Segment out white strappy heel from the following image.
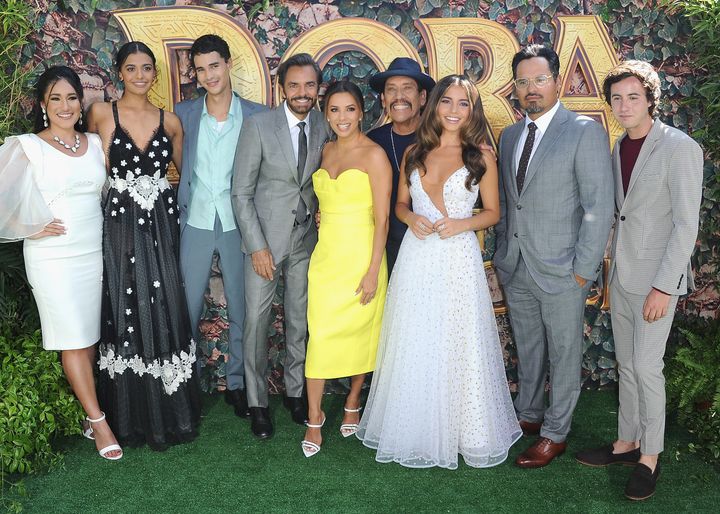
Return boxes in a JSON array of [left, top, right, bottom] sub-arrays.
[[81, 418, 95, 440], [87, 412, 123, 461], [340, 406, 362, 438], [301, 414, 326, 458]]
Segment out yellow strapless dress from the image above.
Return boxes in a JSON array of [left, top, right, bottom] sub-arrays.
[[305, 168, 388, 379]]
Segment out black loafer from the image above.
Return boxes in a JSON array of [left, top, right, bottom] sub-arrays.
[[575, 444, 641, 467], [249, 407, 273, 439], [625, 462, 660, 501], [224, 388, 250, 418], [283, 396, 309, 426]]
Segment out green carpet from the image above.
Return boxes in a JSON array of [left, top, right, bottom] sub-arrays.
[[10, 391, 720, 513]]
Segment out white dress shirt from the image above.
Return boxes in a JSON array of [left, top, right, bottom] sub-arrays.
[[283, 100, 310, 165], [514, 100, 561, 175]]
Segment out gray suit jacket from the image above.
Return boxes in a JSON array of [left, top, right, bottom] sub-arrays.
[[231, 104, 331, 259], [608, 119, 703, 296], [174, 93, 267, 232], [494, 103, 615, 294]]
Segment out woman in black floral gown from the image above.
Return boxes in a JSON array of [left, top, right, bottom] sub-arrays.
[[88, 41, 200, 450]]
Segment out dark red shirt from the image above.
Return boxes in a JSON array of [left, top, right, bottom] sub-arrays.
[[620, 134, 647, 195]]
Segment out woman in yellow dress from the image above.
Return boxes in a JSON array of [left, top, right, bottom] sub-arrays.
[[302, 81, 392, 457]]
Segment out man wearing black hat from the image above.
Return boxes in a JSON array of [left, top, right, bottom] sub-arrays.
[[367, 57, 435, 273]]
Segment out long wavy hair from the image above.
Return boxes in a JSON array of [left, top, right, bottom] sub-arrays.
[[404, 74, 489, 190]]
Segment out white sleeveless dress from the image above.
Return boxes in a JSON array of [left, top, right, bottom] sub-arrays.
[[19, 134, 106, 350], [356, 167, 522, 469]]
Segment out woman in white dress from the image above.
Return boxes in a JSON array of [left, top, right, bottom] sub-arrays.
[[356, 74, 522, 469], [0, 66, 122, 460]]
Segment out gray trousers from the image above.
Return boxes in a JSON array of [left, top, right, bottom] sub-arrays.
[[180, 218, 246, 390], [504, 256, 591, 443], [243, 222, 310, 408], [610, 276, 678, 455]]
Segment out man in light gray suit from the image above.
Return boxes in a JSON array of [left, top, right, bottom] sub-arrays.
[[494, 45, 615, 468], [576, 61, 702, 501], [232, 53, 331, 439], [175, 35, 267, 418]]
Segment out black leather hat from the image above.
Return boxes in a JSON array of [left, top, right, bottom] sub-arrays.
[[369, 57, 435, 93]]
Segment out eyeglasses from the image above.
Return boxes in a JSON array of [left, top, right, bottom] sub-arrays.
[[514, 75, 555, 89]]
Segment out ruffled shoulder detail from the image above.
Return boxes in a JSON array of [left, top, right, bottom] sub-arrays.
[[0, 135, 54, 242]]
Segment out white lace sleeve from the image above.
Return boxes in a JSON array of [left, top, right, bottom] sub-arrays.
[[0, 136, 54, 242]]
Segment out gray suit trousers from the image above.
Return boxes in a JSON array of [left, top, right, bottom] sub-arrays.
[[243, 221, 311, 408], [610, 276, 678, 455], [504, 256, 590, 442], [180, 217, 246, 390]]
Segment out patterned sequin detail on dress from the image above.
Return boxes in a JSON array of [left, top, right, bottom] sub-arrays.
[[357, 167, 522, 469], [97, 102, 200, 450]]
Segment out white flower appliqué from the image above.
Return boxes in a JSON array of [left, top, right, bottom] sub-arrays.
[[98, 340, 197, 395], [109, 170, 171, 211]]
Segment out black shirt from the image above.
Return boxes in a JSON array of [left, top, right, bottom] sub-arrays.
[[367, 123, 416, 244]]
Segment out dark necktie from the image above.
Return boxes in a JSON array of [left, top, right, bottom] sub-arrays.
[[295, 121, 308, 225], [516, 122, 537, 194]]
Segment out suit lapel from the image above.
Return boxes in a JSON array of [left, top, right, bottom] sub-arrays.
[[624, 119, 662, 200], [302, 110, 325, 184], [185, 98, 204, 173], [613, 135, 625, 208], [502, 121, 524, 200], [519, 105, 568, 196], [274, 105, 299, 183]]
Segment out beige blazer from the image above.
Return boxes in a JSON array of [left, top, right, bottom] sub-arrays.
[[608, 119, 703, 296]]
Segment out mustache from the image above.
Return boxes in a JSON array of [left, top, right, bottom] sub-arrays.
[[390, 100, 411, 108], [290, 96, 313, 102]]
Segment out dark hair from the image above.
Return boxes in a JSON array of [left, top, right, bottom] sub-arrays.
[[511, 44, 560, 79], [190, 34, 231, 63], [322, 80, 365, 113], [115, 41, 156, 71], [277, 53, 322, 88], [33, 66, 85, 134], [405, 75, 489, 191], [602, 60, 661, 116]]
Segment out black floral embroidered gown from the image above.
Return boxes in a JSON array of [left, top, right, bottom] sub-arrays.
[[98, 102, 200, 450]]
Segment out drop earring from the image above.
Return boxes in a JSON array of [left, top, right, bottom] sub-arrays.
[[79, 110, 83, 126], [42, 107, 48, 128]]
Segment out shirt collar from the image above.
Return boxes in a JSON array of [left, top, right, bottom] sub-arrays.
[[201, 93, 239, 119], [283, 100, 310, 130], [524, 100, 560, 133]]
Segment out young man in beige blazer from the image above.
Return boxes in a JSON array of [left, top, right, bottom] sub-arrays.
[[576, 61, 703, 501]]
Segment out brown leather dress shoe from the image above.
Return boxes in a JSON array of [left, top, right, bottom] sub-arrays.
[[515, 437, 567, 468], [518, 420, 542, 436]]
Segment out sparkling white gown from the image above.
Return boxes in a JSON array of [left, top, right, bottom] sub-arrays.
[[0, 134, 105, 350], [356, 167, 522, 469]]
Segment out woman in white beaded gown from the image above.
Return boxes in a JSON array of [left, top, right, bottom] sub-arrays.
[[356, 75, 521, 469], [0, 66, 122, 460]]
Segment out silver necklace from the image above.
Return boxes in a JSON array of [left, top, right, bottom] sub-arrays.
[[53, 133, 81, 153], [389, 128, 401, 171]]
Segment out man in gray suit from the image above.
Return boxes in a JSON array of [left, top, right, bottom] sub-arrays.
[[232, 53, 331, 439], [494, 45, 615, 467], [175, 35, 267, 418], [576, 61, 703, 501]]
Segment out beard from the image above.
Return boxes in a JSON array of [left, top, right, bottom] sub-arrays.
[[523, 101, 545, 114], [288, 96, 315, 116]]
